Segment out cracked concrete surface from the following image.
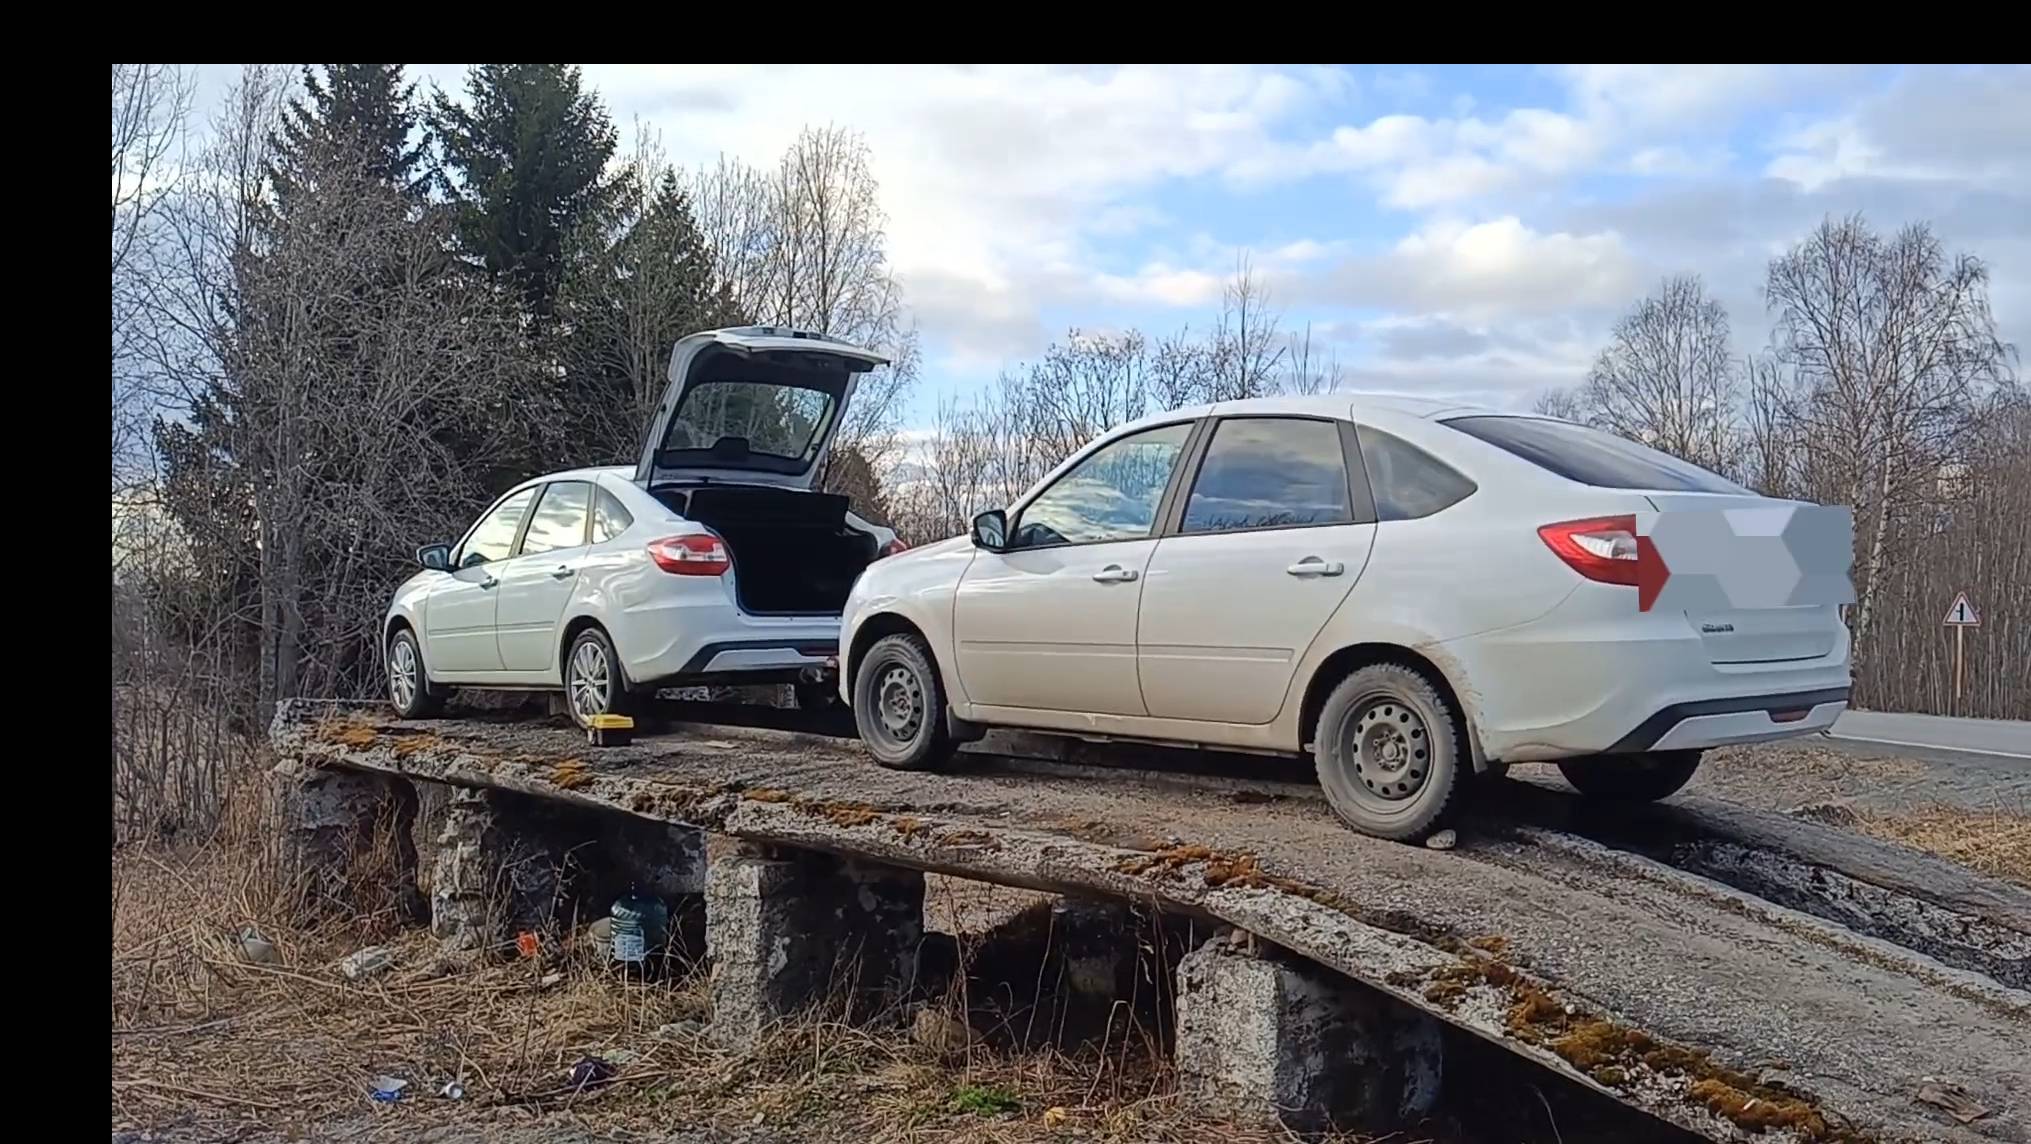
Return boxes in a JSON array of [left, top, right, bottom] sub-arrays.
[[275, 702, 2031, 1143]]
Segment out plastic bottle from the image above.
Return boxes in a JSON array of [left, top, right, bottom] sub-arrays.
[[609, 885, 668, 967]]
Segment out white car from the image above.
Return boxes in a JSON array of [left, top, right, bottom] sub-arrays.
[[840, 395, 1851, 841], [385, 327, 902, 727]]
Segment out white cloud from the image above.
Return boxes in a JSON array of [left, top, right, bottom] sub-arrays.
[[1767, 66, 2031, 190], [1324, 217, 1639, 317], [1245, 108, 1606, 207], [1334, 315, 1601, 407], [1091, 264, 1227, 308], [589, 64, 1346, 358]]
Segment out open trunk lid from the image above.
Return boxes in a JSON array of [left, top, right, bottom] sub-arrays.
[[634, 326, 889, 491], [1643, 491, 1847, 664]]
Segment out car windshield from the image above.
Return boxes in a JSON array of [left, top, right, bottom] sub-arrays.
[[1444, 415, 1745, 494], [660, 380, 835, 466]]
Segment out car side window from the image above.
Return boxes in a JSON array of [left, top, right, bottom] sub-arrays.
[[1012, 422, 1193, 548], [458, 487, 537, 567], [1182, 418, 1351, 534], [520, 482, 592, 557], [1357, 426, 1477, 521], [591, 486, 634, 544]]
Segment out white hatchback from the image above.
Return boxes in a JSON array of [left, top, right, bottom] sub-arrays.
[[384, 327, 900, 727], [840, 395, 1851, 841]]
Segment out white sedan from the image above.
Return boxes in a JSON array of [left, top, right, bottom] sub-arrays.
[[840, 395, 1851, 841], [385, 327, 901, 727]]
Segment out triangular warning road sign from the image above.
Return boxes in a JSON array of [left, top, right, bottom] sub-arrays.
[[1943, 592, 1980, 626]]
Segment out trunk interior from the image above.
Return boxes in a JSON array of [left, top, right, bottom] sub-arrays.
[[653, 485, 878, 615]]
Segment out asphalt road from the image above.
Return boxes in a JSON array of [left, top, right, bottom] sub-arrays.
[[1831, 710, 2031, 759]]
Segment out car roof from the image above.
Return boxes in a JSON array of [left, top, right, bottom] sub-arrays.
[[510, 465, 631, 490], [1107, 391, 1503, 437]]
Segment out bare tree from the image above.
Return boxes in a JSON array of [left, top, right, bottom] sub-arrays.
[[1740, 353, 1797, 497], [112, 64, 195, 494], [1573, 274, 1742, 475], [1532, 386, 1586, 420], [1282, 323, 1344, 396], [111, 64, 193, 284], [1763, 215, 2014, 660], [689, 127, 914, 480], [1149, 327, 1214, 411], [1207, 253, 1287, 401]]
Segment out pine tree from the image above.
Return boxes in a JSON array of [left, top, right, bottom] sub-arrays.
[[433, 65, 619, 321]]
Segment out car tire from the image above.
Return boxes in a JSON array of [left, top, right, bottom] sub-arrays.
[[852, 634, 954, 771], [386, 627, 445, 719], [564, 626, 636, 731], [1558, 750, 1702, 802], [1313, 664, 1465, 842]]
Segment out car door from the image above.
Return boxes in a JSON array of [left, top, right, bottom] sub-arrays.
[[493, 481, 594, 675], [426, 486, 538, 675], [953, 421, 1197, 717], [1138, 416, 1377, 724]]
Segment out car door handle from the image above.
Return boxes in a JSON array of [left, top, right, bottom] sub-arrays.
[[479, 575, 499, 589], [1286, 558, 1344, 577], [549, 565, 574, 580], [1092, 565, 1140, 583]]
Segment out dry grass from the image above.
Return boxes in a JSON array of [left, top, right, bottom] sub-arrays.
[[1852, 803, 2031, 885], [111, 831, 1382, 1144]]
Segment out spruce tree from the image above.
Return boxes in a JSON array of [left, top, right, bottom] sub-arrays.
[[432, 64, 619, 322], [269, 64, 427, 208]]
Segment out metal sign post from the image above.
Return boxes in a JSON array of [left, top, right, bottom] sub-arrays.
[[1942, 592, 1980, 707]]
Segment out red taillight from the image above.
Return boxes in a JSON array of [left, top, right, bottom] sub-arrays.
[[1538, 515, 1640, 586], [647, 534, 730, 575], [881, 537, 909, 558]]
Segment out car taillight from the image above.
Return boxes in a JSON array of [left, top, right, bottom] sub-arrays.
[[1538, 515, 1640, 586], [647, 534, 730, 575], [881, 537, 908, 558]]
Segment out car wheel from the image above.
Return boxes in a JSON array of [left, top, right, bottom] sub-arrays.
[[1313, 664, 1464, 842], [565, 626, 635, 730], [852, 634, 954, 771], [1557, 750, 1702, 802], [387, 628, 444, 719]]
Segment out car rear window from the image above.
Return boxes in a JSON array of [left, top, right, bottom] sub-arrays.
[[1444, 416, 1745, 493]]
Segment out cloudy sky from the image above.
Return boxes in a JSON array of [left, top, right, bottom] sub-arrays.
[[195, 64, 2030, 423]]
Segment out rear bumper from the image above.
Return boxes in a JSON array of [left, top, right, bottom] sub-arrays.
[[1608, 688, 1849, 753], [609, 587, 842, 688], [1442, 584, 1851, 762], [674, 638, 838, 677]]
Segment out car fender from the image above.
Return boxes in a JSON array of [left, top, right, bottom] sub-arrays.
[[842, 535, 977, 707]]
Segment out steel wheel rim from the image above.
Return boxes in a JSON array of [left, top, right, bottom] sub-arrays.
[[870, 662, 926, 749], [389, 637, 418, 709], [570, 640, 611, 723], [1347, 697, 1431, 803]]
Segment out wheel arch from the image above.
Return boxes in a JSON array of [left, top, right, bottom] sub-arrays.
[[846, 612, 932, 692], [558, 614, 611, 686], [1298, 642, 1489, 771]]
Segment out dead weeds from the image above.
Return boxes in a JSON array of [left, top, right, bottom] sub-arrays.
[[113, 835, 1384, 1144], [1852, 804, 2031, 886]]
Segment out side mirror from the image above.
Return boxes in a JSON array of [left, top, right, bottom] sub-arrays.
[[417, 543, 452, 572], [970, 509, 1008, 552]]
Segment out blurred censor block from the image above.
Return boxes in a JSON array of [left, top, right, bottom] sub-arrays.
[[1638, 506, 1854, 613]]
